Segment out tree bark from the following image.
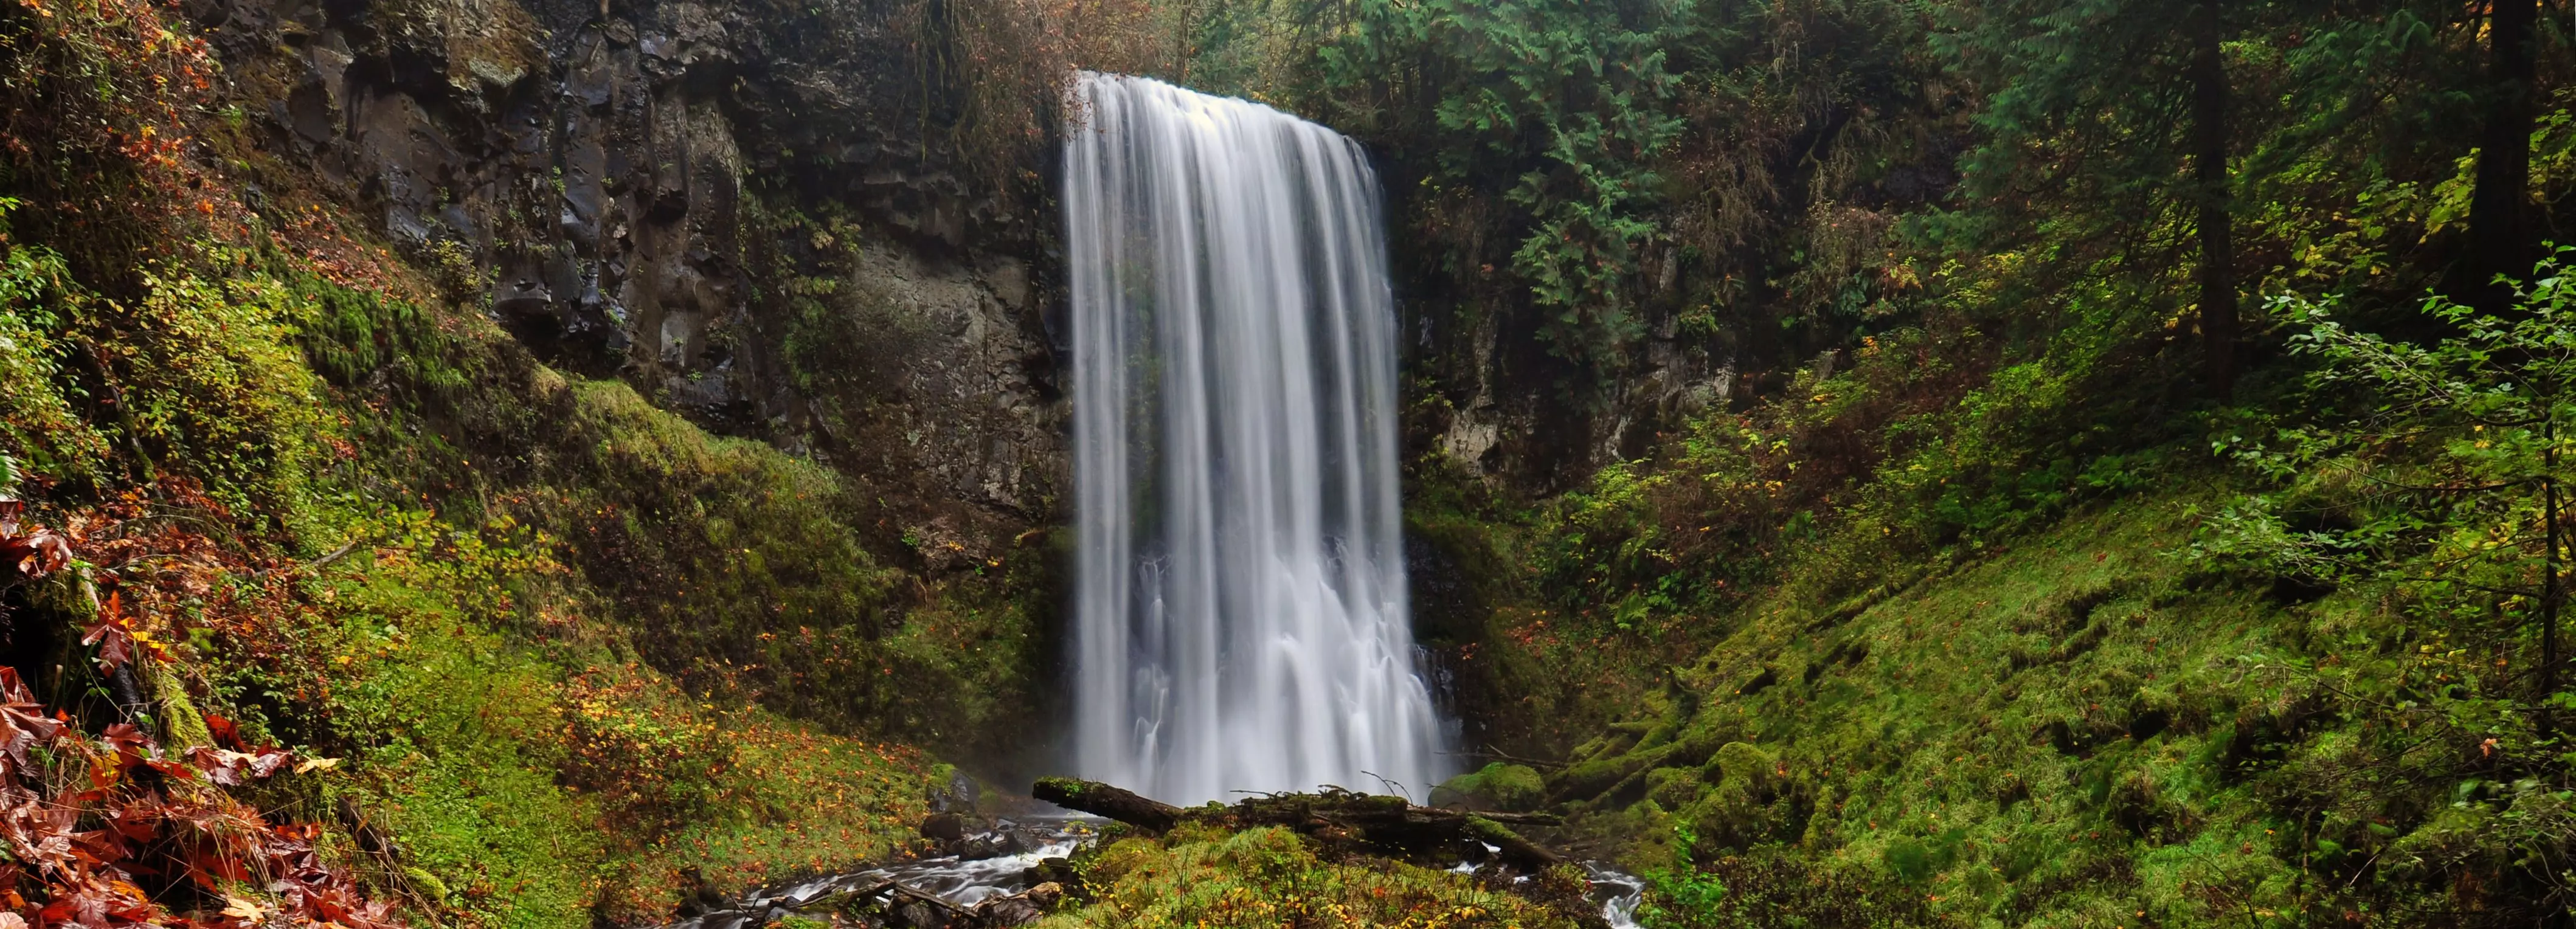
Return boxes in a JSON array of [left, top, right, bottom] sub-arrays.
[[2466, 0, 2541, 306], [2189, 2, 2237, 400], [2546, 412, 2561, 734]]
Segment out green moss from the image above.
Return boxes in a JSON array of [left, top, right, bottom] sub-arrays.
[[1432, 762, 1546, 812], [1037, 826, 1584, 928], [328, 572, 603, 929], [1518, 488, 2447, 925]]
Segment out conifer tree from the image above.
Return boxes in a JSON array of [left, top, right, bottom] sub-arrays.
[[2465, 0, 2542, 308]]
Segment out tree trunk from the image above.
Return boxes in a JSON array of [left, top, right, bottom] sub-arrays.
[[2546, 413, 2561, 735], [2467, 0, 2541, 306], [2189, 2, 2237, 400]]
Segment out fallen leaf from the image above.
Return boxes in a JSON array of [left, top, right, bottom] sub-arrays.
[[221, 894, 266, 919]]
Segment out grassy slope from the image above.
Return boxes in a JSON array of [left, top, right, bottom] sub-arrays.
[[0, 157, 968, 924], [1522, 483, 2418, 927], [294, 370, 947, 925]]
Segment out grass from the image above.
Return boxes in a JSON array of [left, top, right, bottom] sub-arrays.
[[1532, 485, 2420, 926]]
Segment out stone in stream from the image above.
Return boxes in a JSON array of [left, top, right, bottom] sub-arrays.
[[890, 899, 943, 928], [955, 829, 1023, 861], [972, 882, 1063, 927], [917, 812, 968, 843]]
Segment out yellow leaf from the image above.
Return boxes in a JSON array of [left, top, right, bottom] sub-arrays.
[[295, 756, 342, 774], [221, 895, 267, 920]]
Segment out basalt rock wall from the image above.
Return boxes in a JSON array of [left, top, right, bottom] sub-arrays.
[[190, 0, 1066, 559]]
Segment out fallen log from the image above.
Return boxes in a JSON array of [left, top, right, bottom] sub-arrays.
[[1032, 776, 1182, 832], [1030, 778, 1563, 871]]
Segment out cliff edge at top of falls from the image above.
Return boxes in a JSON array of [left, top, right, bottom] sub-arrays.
[[189, 0, 1068, 561]]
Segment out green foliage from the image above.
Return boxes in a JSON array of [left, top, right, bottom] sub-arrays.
[[1315, 0, 1680, 378], [0, 234, 111, 483], [107, 261, 338, 525], [2187, 254, 2576, 920], [0, 234, 339, 531], [1638, 822, 1725, 928], [2207, 250, 2576, 587], [302, 509, 607, 928]]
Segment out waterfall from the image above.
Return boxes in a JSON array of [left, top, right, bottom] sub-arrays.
[[1064, 72, 1448, 805]]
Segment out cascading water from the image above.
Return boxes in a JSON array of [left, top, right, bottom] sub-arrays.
[[1064, 72, 1449, 805]]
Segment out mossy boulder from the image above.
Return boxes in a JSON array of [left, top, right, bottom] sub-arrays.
[[1645, 766, 1704, 809], [1712, 741, 1776, 786], [1430, 762, 1546, 812]]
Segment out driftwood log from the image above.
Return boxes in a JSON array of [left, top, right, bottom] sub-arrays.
[[1031, 777, 1564, 871]]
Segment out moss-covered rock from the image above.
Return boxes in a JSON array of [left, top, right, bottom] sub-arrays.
[[1431, 762, 1546, 812], [1644, 765, 1702, 810], [1038, 825, 1588, 928]]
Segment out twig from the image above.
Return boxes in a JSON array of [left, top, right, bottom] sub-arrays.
[[306, 537, 365, 573]]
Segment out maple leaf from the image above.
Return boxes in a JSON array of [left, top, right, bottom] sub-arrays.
[[80, 592, 138, 674], [142, 757, 198, 782], [0, 666, 35, 706], [0, 530, 70, 579]]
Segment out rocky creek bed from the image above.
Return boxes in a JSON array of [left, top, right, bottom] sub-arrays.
[[651, 779, 1650, 929]]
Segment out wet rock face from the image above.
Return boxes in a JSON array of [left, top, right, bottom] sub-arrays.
[[197, 0, 1065, 531]]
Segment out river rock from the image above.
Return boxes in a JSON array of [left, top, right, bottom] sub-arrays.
[[955, 829, 1020, 861], [972, 881, 1062, 926], [917, 812, 966, 843], [889, 899, 944, 929]]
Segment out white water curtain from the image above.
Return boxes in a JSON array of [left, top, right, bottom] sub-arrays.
[[1064, 72, 1449, 804]]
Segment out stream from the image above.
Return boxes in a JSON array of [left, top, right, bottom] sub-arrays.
[[654, 817, 1647, 928]]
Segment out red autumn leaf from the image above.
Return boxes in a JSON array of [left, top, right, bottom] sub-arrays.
[[80, 592, 138, 674], [0, 669, 65, 775], [201, 713, 244, 751], [99, 722, 148, 754], [0, 500, 72, 581], [244, 747, 292, 779]]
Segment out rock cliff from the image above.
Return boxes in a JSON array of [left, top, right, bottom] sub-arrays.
[[192, 0, 1067, 556]]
